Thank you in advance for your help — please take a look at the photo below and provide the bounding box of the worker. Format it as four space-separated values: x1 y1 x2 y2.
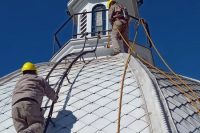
12 62 58 133
108 0 129 55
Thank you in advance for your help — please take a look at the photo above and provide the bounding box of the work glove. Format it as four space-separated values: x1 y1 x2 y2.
40 107 45 115
53 95 59 103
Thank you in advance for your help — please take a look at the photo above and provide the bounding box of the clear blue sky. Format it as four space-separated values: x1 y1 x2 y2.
0 0 199 80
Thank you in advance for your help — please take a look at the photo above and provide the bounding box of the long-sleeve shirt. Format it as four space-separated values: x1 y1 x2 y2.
109 3 128 26
12 74 57 106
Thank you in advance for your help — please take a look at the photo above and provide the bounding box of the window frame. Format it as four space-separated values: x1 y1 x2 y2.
91 4 106 36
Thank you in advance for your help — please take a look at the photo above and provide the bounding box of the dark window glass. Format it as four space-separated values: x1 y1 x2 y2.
92 5 106 36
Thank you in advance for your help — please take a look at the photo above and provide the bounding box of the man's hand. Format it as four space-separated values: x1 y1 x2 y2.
54 95 59 103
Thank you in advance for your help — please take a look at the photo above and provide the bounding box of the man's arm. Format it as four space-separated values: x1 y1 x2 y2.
109 5 115 25
43 79 58 102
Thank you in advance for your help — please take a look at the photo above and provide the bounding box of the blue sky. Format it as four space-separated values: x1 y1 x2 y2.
0 0 199 80
140 0 200 80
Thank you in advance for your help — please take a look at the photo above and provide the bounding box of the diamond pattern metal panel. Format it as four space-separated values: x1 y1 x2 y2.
147 66 200 133
1 55 200 133
0 56 152 133
45 57 151 133
0 63 68 133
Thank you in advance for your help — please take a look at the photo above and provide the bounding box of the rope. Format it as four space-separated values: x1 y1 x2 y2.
117 54 131 133
107 31 111 48
116 21 140 133
140 19 200 104
116 19 200 115
138 57 200 114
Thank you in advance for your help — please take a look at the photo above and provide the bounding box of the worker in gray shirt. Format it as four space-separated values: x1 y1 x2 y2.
12 62 58 133
108 0 129 55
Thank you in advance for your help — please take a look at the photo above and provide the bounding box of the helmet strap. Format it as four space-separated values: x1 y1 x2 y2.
23 70 37 75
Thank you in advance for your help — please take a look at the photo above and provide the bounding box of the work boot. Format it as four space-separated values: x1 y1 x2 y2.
19 130 32 133
111 52 120 56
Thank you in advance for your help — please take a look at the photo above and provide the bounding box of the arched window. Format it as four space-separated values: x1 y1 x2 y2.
92 4 106 36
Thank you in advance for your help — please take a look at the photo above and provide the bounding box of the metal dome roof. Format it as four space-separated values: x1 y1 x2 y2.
0 54 200 133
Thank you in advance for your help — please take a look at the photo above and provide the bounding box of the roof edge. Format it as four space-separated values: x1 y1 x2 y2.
136 59 178 133
121 53 171 133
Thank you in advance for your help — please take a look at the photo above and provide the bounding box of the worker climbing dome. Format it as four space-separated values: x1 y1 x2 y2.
0 0 200 133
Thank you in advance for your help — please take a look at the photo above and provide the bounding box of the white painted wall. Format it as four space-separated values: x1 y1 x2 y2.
76 1 107 38
68 0 140 39
52 0 151 63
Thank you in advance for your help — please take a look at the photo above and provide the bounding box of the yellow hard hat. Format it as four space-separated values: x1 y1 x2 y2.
21 62 37 72
107 0 115 8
